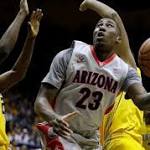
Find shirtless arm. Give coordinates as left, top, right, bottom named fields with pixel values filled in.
left=0, top=9, right=43, bottom=92
left=0, top=0, right=29, bottom=63
left=127, top=83, right=150, bottom=110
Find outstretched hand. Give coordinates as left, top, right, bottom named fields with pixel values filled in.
left=20, top=0, right=29, bottom=15
left=50, top=111, right=80, bottom=139
left=62, top=111, right=80, bottom=122
left=28, top=9, right=43, bottom=38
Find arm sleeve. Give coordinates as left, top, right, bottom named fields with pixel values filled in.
left=122, top=67, right=142, bottom=91
left=42, top=48, right=73, bottom=89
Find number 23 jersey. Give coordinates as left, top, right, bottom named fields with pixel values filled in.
left=42, top=40, right=141, bottom=133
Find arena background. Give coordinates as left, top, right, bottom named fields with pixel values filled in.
left=0, top=0, right=150, bottom=149
left=0, top=0, right=150, bottom=97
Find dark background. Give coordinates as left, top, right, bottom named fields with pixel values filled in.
left=0, top=0, right=150, bottom=99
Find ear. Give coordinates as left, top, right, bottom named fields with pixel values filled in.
left=116, top=36, right=121, bottom=44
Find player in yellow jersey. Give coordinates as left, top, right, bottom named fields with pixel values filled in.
left=0, top=1, right=43, bottom=149
left=0, top=0, right=29, bottom=148
left=80, top=0, right=145, bottom=149
left=102, top=70, right=145, bottom=150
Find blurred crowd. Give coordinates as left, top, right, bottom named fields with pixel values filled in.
left=4, top=89, right=42, bottom=150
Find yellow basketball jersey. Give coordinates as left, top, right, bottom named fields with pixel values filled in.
left=0, top=94, right=9, bottom=147
left=101, top=68, right=145, bottom=149
left=103, top=93, right=144, bottom=143
left=143, top=124, right=150, bottom=149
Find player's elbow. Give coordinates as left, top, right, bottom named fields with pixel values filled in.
left=110, top=11, right=120, bottom=21
left=11, top=69, right=27, bottom=82
left=34, top=100, right=39, bottom=114
left=134, top=102, right=145, bottom=111
left=0, top=46, right=9, bottom=63
left=34, top=97, right=42, bottom=115
left=132, top=94, right=150, bottom=111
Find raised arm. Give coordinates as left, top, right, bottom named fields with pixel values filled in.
left=0, top=0, right=29, bottom=64
left=0, top=9, right=43, bottom=92
left=80, top=0, right=136, bottom=68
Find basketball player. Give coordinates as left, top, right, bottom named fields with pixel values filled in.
left=101, top=70, right=145, bottom=150
left=0, top=5, right=43, bottom=150
left=0, top=0, right=29, bottom=149
left=34, top=0, right=150, bottom=149
left=79, top=0, right=145, bottom=150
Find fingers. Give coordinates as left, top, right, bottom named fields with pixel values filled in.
left=30, top=9, right=43, bottom=22
left=27, top=21, right=31, bottom=29
left=79, top=0, right=87, bottom=12
left=53, top=128, right=72, bottom=140
left=62, top=111, right=80, bottom=122
left=58, top=120, right=73, bottom=134
left=57, top=118, right=69, bottom=127
left=36, top=9, right=43, bottom=21
left=54, top=124, right=73, bottom=136
left=51, top=118, right=73, bottom=139
left=48, top=111, right=80, bottom=140
left=28, top=9, right=43, bottom=37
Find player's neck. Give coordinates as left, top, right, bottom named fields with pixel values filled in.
left=95, top=48, right=114, bottom=62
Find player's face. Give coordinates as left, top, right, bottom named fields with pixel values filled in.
left=93, top=18, right=120, bottom=52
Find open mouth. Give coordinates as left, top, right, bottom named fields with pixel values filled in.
left=98, top=32, right=104, bottom=37
left=96, top=33, right=105, bottom=41
left=96, top=31, right=105, bottom=40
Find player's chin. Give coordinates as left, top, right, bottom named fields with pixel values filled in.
left=94, top=41, right=105, bottom=49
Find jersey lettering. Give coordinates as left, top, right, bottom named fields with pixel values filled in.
left=73, top=70, right=118, bottom=93
left=76, top=87, right=103, bottom=110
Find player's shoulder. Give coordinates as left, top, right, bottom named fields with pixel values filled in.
left=55, top=47, right=72, bottom=60
left=116, top=55, right=127, bottom=63
left=57, top=40, right=87, bottom=56
left=115, top=55, right=130, bottom=68
left=71, top=40, right=89, bottom=48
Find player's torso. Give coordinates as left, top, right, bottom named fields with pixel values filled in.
left=103, top=93, right=144, bottom=144
left=55, top=41, right=128, bottom=132
left=102, top=68, right=144, bottom=143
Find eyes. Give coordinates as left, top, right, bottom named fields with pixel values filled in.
left=97, top=22, right=114, bottom=28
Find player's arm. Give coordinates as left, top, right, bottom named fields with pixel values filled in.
left=35, top=83, right=60, bottom=123
left=0, top=9, right=43, bottom=92
left=122, top=67, right=150, bottom=110
left=35, top=83, right=75, bottom=139
left=34, top=48, right=77, bottom=138
left=0, top=0, right=29, bottom=64
left=80, top=0, right=136, bottom=69
left=126, top=83, right=150, bottom=110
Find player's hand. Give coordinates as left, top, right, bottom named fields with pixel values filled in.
left=20, top=0, right=29, bottom=15
left=62, top=111, right=80, bottom=122
left=28, top=9, right=43, bottom=38
left=50, top=111, right=79, bottom=139
left=79, top=0, right=95, bottom=12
